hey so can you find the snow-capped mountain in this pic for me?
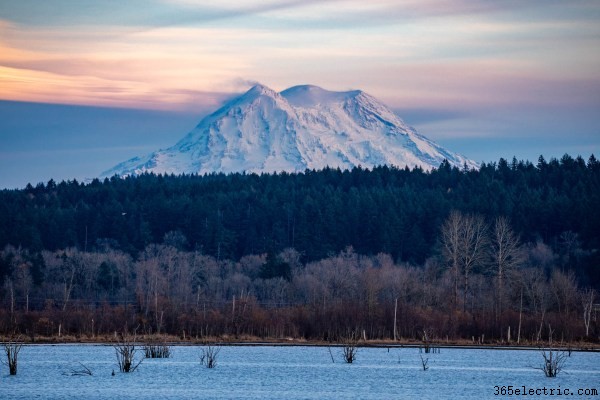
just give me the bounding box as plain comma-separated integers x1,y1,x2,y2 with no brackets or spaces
102,84,476,178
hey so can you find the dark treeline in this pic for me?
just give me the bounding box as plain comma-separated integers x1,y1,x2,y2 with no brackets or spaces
2,154,600,269
0,154,599,342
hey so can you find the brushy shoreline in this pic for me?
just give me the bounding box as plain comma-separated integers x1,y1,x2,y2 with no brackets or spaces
5,334,599,352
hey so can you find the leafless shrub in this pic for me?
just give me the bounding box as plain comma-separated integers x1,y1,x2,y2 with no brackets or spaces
62,362,93,376
200,344,221,368
341,332,359,364
143,339,172,358
114,334,144,373
532,349,568,377
2,337,24,375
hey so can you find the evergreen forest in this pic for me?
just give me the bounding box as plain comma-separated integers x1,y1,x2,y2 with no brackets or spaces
0,154,598,343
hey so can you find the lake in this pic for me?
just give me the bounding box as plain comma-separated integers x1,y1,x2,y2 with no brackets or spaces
1,344,598,399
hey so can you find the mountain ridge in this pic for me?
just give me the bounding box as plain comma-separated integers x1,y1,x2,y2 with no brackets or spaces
102,83,477,178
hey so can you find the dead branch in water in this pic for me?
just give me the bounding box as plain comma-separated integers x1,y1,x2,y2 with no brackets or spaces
63,362,93,376
420,354,429,371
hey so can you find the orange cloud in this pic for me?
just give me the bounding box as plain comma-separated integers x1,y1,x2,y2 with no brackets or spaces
0,21,251,109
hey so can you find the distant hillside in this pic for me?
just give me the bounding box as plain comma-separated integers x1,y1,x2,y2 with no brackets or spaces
3,155,599,286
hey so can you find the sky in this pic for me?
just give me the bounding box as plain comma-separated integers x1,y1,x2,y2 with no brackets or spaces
1,0,599,189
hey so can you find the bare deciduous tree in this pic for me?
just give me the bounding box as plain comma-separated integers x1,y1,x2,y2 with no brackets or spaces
550,270,578,320
460,214,488,311
441,211,488,311
441,211,462,308
582,289,595,337
2,248,35,316
136,252,166,334
522,268,550,342
491,217,524,317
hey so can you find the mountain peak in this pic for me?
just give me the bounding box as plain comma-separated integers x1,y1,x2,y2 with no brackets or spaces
246,83,276,95
101,84,476,178
281,84,361,107
230,83,286,108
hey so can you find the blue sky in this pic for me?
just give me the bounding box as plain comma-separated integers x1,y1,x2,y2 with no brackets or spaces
1,0,599,188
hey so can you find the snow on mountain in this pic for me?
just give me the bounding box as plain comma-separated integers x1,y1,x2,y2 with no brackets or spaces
101,83,477,178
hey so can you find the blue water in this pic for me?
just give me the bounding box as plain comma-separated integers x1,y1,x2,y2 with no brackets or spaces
0,345,598,399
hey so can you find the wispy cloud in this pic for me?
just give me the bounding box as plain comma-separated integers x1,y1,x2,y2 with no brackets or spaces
0,64,233,111
0,0,332,29
0,1,598,115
